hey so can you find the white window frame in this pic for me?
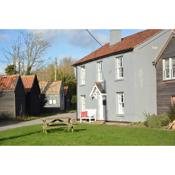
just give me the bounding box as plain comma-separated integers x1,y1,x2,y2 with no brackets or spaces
49,99,52,105
80,65,85,85
163,57,175,80
53,99,56,104
172,58,175,79
115,56,124,80
116,92,124,115
81,95,86,111
97,61,103,81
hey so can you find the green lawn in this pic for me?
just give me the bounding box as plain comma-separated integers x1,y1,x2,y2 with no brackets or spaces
0,124,175,145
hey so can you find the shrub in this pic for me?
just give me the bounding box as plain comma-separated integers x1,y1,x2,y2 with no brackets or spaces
144,113,170,128
168,105,175,121
71,95,77,109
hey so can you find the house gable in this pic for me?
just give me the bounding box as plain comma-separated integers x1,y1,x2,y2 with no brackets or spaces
90,82,106,99
161,36,175,59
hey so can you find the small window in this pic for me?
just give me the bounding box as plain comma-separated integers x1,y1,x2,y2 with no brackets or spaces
81,95,86,111
53,99,56,104
49,99,52,104
116,92,124,114
163,57,175,80
115,57,124,79
80,65,85,85
97,61,103,81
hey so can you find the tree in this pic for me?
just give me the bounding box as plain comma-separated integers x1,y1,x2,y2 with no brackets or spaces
5,64,17,75
56,57,76,86
3,31,50,75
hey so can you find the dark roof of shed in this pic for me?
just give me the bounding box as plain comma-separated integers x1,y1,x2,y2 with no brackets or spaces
73,29,161,66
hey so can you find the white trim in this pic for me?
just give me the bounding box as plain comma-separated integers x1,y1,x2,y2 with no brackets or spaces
80,65,85,85
163,57,175,80
115,56,124,80
80,95,86,111
116,92,124,115
97,61,103,81
89,83,107,98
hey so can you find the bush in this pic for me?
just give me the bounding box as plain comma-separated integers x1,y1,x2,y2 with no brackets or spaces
144,113,170,128
71,95,77,109
168,105,175,121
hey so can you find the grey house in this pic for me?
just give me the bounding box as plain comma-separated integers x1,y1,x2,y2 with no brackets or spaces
73,29,174,122
0,75,26,119
39,81,64,112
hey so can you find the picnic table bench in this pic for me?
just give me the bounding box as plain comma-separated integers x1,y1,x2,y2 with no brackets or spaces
42,117,74,134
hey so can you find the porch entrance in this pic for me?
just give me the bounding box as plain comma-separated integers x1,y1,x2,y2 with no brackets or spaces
90,82,107,121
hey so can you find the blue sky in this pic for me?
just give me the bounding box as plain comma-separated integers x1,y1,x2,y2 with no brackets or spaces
0,29,142,74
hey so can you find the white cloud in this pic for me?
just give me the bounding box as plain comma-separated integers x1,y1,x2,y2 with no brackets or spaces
30,29,109,48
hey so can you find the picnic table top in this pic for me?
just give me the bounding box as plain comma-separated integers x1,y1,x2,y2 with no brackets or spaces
42,116,73,121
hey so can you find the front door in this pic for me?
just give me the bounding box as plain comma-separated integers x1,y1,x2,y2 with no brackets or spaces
97,94,102,120
97,94,106,120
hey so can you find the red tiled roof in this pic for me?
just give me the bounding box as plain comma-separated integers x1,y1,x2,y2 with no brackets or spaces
73,29,161,66
21,75,36,92
0,75,18,91
39,80,62,95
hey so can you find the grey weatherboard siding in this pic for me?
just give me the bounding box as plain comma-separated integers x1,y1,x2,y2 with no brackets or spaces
76,30,172,122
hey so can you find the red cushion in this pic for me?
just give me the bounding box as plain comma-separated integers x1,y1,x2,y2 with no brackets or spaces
81,111,88,118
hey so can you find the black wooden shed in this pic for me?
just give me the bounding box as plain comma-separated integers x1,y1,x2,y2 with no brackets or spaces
21,75,41,116
0,75,26,119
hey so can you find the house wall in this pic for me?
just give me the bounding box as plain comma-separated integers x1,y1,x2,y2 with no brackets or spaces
0,91,16,119
76,30,172,122
157,36,175,114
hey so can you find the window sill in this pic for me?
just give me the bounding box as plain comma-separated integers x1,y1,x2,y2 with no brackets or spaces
116,114,125,117
115,78,124,82
162,79,175,83
97,80,104,83
80,84,86,87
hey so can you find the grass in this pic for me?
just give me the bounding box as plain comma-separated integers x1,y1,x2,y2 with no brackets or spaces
0,124,175,145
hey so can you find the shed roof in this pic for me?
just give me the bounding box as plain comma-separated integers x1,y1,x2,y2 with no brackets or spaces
21,75,36,92
39,81,62,95
73,29,161,66
0,75,19,91
64,86,68,96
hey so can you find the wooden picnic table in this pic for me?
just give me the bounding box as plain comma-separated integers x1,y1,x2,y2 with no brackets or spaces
41,117,74,134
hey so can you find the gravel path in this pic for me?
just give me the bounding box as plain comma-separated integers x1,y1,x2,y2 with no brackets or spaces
0,112,76,132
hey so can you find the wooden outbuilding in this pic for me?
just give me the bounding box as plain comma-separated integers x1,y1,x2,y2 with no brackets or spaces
0,75,26,119
39,81,64,112
21,75,41,116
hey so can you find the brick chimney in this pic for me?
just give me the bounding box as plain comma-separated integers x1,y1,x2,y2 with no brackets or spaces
110,29,121,46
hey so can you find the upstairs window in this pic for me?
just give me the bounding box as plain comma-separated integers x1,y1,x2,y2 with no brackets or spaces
163,58,175,80
97,61,103,81
115,56,124,79
80,65,85,85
